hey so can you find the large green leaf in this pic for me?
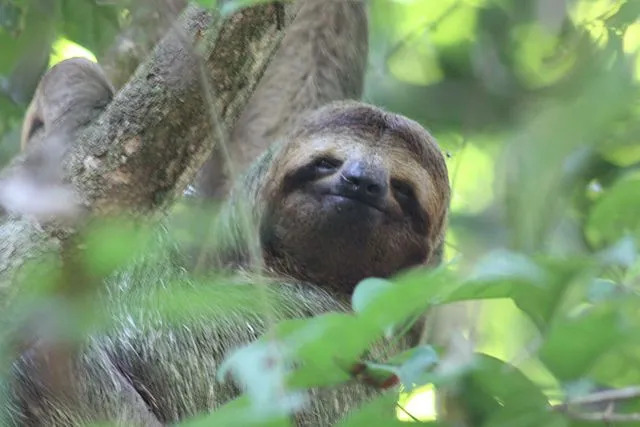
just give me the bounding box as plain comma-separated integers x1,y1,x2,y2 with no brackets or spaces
464,355,566,427
539,304,635,381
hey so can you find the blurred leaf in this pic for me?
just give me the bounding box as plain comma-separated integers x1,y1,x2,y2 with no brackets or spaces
590,343,640,387
448,251,588,330
387,16,444,87
274,313,377,388
337,393,428,427
512,23,577,88
587,177,640,246
512,259,590,330
195,0,217,8
0,0,23,35
467,250,546,285
539,304,633,381
601,141,640,167
352,278,394,314
586,278,619,303
462,355,566,427
357,267,458,333
83,219,154,277
59,0,120,54
607,1,640,30
0,0,55,76
449,142,495,214
596,236,637,268
429,2,478,48
179,396,291,427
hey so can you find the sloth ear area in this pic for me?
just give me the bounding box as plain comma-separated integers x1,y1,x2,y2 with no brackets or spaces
20,58,114,149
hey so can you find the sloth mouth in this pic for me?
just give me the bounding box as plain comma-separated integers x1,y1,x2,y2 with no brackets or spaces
322,192,386,214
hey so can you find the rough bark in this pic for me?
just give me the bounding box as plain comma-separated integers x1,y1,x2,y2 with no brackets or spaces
0,2,300,298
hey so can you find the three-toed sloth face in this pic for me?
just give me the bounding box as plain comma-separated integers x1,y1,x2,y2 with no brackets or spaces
259,102,450,293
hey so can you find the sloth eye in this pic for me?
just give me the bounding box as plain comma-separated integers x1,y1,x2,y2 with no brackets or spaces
391,179,415,200
313,157,340,172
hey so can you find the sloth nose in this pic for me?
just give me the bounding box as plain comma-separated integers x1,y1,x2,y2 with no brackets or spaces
340,160,388,204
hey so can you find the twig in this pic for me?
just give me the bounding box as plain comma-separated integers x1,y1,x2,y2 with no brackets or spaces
554,386,640,408
396,403,420,422
562,412,640,422
384,1,461,63
553,386,640,423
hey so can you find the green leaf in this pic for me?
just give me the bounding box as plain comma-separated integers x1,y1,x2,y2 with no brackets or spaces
606,1,640,30
352,278,394,314
179,396,291,427
0,1,55,76
459,354,567,427
59,0,120,54
0,0,23,35
195,0,217,9
274,313,378,388
83,219,154,277
337,393,426,427
357,267,457,333
467,250,546,284
447,252,588,330
590,343,640,387
539,305,630,381
510,259,588,331
587,177,640,247
446,250,547,304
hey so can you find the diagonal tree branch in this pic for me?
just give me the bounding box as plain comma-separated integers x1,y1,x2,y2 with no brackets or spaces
0,2,302,296
69,3,296,214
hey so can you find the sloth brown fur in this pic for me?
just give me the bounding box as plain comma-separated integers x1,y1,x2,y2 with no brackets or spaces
8,101,449,427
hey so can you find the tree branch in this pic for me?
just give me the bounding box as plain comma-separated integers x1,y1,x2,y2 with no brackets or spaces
69,3,294,214
563,412,640,423
553,386,640,423
0,2,300,296
556,386,640,407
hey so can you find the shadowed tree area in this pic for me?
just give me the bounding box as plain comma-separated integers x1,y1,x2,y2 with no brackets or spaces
0,0,639,425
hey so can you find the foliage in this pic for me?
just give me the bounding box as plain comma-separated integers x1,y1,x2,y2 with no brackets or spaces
1,0,640,426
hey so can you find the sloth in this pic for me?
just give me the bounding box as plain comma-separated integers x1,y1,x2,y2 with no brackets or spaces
8,99,450,427
5,1,450,425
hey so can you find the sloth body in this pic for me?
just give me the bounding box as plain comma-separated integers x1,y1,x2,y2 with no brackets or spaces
9,102,449,426
6,1,450,425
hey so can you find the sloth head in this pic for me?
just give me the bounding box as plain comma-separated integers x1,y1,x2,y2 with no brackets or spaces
259,102,450,294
